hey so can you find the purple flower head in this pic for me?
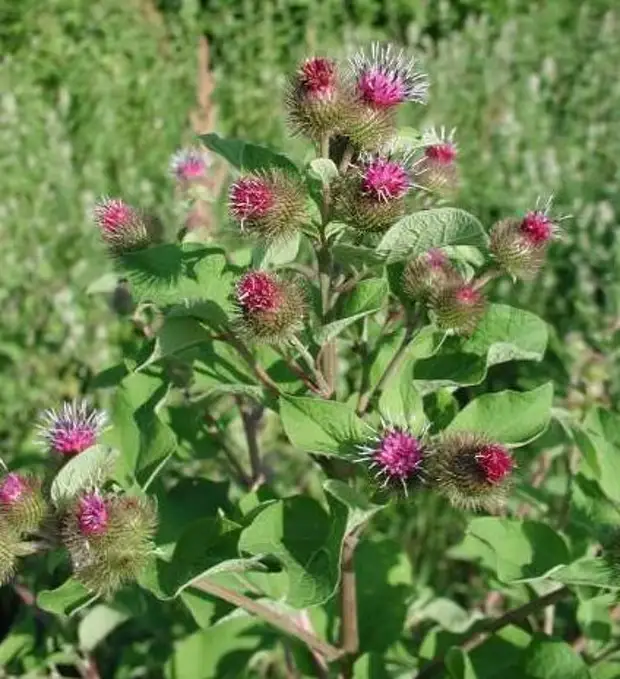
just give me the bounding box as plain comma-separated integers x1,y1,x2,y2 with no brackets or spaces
236,271,283,313
229,176,275,223
0,473,27,506
360,156,410,202
349,43,429,109
93,198,137,235
38,400,107,457
78,492,109,537
169,148,211,182
422,127,458,165
519,196,566,246
358,424,424,493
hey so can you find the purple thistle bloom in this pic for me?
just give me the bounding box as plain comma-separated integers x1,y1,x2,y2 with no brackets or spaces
38,400,107,457
358,425,424,493
0,473,27,506
361,157,411,202
78,493,109,536
169,148,211,182
349,43,429,109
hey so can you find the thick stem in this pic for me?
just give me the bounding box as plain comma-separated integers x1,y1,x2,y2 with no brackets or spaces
318,244,337,396
191,580,343,663
277,348,323,395
290,336,331,397
237,398,264,486
339,533,360,678
416,586,571,679
226,332,281,395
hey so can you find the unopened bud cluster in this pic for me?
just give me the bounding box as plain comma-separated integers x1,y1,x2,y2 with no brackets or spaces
357,424,515,510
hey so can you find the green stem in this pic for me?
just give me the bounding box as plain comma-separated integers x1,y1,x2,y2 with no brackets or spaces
290,336,331,397
236,398,264,486
339,532,361,678
226,331,281,395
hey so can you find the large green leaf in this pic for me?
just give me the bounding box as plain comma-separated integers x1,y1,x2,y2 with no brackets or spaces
238,495,347,608
50,445,117,508
138,317,211,370
252,231,301,269
446,649,478,679
450,517,570,583
578,408,620,504
378,354,425,428
413,305,548,389
37,578,95,617
447,383,554,446
119,244,232,319
376,208,488,263
331,243,385,268
280,395,367,457
520,640,590,679
550,557,620,590
324,480,386,536
201,132,299,175
134,413,177,489
78,605,129,651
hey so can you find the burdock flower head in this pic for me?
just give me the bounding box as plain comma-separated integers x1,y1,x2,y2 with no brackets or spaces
286,57,344,140
335,148,421,232
342,43,428,151
403,249,459,301
0,519,20,585
357,423,425,494
63,490,157,594
169,148,211,183
430,280,486,336
0,472,47,535
428,432,515,511
38,400,107,458
92,197,161,254
490,196,565,279
416,127,459,192
235,271,305,344
228,170,307,242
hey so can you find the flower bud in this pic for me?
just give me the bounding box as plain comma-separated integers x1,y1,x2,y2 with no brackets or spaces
38,400,107,458
63,491,157,594
0,473,47,535
428,432,515,511
334,149,420,232
286,57,345,141
402,249,459,300
228,170,308,242
93,198,161,254
431,281,486,336
342,43,428,151
490,198,563,279
357,424,425,494
0,519,20,584
415,127,459,192
235,271,305,344
169,148,211,184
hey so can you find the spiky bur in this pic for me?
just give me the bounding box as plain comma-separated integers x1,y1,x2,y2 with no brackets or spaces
427,432,515,511
169,148,211,183
0,519,20,585
342,43,429,151
93,198,161,254
431,281,486,336
402,249,460,300
0,473,47,535
357,425,425,494
490,197,564,280
38,400,107,458
62,492,157,595
228,170,308,242
416,127,459,192
334,149,420,232
235,271,305,344
286,57,345,140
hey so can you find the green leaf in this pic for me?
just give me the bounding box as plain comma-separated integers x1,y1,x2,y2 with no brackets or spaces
0,616,35,665
138,316,211,370
378,355,425,428
280,395,367,457
331,243,385,268
50,445,117,508
37,578,95,617
252,232,301,269
446,648,478,679
201,132,299,175
579,408,620,504
376,208,488,263
457,517,570,583
192,341,262,399
447,383,554,446
78,605,129,651
86,272,119,295
119,244,232,319
417,598,483,634
324,480,386,536
307,158,339,185
339,278,388,317
238,495,347,608
520,639,590,679
550,558,620,590
134,413,176,489
414,305,548,389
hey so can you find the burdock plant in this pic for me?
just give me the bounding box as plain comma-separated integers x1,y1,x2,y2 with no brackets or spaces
11,41,612,679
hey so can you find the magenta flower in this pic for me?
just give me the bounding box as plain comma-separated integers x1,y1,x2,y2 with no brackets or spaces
455,284,483,306
0,473,27,506
426,248,448,269
229,176,275,222
476,444,515,485
236,271,283,313
423,127,458,165
361,156,411,202
358,425,424,493
93,198,137,235
38,400,107,457
77,493,109,537
299,57,337,99
349,43,429,109
169,148,210,182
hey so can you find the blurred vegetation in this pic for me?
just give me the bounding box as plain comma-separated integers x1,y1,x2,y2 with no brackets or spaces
0,0,617,459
